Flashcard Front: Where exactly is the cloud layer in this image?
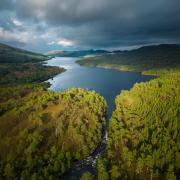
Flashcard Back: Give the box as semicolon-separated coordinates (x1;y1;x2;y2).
0;0;180;52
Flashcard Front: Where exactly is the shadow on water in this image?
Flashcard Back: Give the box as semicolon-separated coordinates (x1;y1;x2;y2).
45;57;154;179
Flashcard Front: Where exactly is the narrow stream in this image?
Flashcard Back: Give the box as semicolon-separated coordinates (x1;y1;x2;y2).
45;57;153;179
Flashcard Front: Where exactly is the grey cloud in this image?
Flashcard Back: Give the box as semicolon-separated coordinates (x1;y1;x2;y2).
0;0;14;11
0;0;180;51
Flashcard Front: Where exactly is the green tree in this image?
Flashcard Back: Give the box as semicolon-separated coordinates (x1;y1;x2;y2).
4;163;14;178
80;171;94;180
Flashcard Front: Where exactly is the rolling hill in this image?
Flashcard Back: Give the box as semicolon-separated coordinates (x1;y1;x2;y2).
0;43;49;63
77;44;180;76
0;43;65;85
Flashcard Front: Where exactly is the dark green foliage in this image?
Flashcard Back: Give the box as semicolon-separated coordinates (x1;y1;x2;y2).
77;44;180;75
77;44;180;179
0;43;49;63
1;42;179;179
0;85;107;179
80;171;95;180
0;43;65;85
101;73;180;179
97;158;109;180
0;63;65;85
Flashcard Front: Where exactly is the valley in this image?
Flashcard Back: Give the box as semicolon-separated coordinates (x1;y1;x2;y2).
0;43;179;179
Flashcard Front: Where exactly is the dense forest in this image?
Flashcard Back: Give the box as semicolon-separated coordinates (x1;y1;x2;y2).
77;44;180;75
0;63;65;85
0;43;65;85
0;43;108;179
78;45;180;180
0;84;107;179
79;72;180;180
0;43;179;179
87;72;179;180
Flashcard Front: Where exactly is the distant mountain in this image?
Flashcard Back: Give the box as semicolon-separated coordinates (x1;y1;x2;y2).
0;43;49;63
46;50;66;56
112;50;122;53
46;49;110;57
127;44;180;55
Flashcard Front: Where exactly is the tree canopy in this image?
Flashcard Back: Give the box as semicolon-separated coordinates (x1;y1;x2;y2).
0;84;107;179
98;72;180;179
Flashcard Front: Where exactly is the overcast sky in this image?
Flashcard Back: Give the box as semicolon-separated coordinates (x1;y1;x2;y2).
0;0;180;53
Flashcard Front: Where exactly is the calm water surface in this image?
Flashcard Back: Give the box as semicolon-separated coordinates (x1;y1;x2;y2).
45;57;153;179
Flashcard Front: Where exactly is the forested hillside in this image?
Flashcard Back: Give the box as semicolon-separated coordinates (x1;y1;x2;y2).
95;72;180;180
0;43;49;63
1;42;179;179
0;43;65;85
0;84;107;179
77;44;180;75
0;43;108;179
78;45;180;180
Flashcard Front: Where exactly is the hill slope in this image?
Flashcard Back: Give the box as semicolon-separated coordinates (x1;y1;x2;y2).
0;85;107;179
77;44;180;75
0;43;49;63
92;45;180;180
0;43;65;85
96;72;180;180
0;44;107;179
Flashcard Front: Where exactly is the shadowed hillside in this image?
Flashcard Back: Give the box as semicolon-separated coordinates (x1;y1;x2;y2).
77;44;180;76
0;43;65;85
0;43;49;63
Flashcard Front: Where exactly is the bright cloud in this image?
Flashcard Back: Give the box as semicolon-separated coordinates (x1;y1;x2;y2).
0;27;38;46
48;41;56;45
0;27;25;42
57;39;74;47
12;18;22;26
